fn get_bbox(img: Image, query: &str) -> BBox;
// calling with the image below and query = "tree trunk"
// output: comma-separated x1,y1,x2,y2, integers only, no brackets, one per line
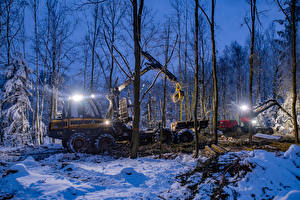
193,0,199,158
34,0,40,145
248,0,256,143
210,0,218,144
131,0,144,159
184,0,190,121
6,2,11,65
291,0,298,144
90,5,99,92
201,37,206,117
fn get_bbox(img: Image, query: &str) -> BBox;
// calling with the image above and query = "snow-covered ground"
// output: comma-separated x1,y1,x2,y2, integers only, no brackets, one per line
0,144,299,200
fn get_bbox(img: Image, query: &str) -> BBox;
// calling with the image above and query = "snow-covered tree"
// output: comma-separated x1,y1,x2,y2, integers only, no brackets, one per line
1,54,33,146
274,91,300,135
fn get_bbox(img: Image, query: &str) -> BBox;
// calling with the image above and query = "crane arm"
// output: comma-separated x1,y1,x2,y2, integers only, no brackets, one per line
116,51,184,102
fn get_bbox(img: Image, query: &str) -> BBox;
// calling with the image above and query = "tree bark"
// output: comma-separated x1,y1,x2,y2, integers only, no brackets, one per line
33,0,40,145
193,0,199,158
90,4,99,92
290,0,298,143
184,0,190,121
210,0,218,144
248,0,256,143
131,0,144,159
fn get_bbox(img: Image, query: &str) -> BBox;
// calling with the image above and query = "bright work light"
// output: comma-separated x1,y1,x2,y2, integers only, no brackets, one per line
104,120,110,125
251,119,257,125
72,94,83,102
91,94,95,98
240,104,249,111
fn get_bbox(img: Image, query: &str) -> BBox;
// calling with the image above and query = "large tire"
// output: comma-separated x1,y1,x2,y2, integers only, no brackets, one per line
157,129,172,144
62,139,68,149
95,134,115,155
67,132,90,153
177,129,194,143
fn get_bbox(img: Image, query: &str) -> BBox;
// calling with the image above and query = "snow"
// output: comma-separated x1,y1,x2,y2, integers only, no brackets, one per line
0,149,197,199
254,133,282,140
227,149,300,199
0,144,299,199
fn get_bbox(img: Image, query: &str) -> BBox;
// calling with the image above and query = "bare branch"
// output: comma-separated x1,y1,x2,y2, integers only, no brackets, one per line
198,4,212,26
95,50,110,87
165,34,178,66
75,0,107,10
103,31,132,80
244,16,251,33
112,44,133,76
275,0,291,23
140,70,163,102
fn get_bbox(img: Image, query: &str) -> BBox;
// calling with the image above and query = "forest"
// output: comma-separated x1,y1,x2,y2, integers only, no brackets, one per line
0,0,299,199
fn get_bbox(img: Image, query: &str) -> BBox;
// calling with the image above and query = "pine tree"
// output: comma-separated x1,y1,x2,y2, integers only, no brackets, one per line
1,54,32,146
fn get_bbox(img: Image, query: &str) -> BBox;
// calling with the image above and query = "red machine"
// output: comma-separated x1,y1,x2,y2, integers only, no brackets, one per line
217,120,238,132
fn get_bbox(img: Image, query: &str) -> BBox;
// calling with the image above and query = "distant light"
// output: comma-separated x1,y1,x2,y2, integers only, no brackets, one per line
72,94,83,102
251,119,257,125
91,94,95,99
240,105,249,111
104,120,110,125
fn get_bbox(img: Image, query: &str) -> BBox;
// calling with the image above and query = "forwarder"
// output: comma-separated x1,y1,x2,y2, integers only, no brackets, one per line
48,51,207,153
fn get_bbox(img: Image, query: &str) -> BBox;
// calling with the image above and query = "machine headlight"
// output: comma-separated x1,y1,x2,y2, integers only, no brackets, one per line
240,104,249,111
104,120,110,125
251,119,257,125
72,94,83,102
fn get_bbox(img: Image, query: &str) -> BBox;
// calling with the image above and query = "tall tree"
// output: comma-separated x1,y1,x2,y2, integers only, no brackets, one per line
131,0,144,159
30,0,41,144
2,0,23,64
290,0,298,143
276,0,298,143
199,0,218,144
247,0,256,143
101,0,127,89
89,3,99,92
193,0,200,157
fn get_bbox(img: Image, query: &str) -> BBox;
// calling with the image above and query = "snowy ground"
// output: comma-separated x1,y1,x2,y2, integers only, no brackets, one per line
0,144,299,200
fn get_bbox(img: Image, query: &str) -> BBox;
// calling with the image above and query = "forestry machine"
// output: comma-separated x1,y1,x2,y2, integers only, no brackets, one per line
232,99,292,134
48,51,189,153
217,99,291,134
238,99,290,134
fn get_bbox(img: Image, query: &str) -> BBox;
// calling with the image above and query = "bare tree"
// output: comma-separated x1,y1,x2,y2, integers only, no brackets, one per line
248,0,256,143
89,3,100,92
193,0,200,157
101,0,127,89
199,0,218,144
2,0,23,64
30,0,41,144
275,0,298,143
131,0,144,159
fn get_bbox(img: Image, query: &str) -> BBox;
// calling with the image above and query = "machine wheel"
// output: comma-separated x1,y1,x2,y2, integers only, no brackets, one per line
177,129,194,143
95,134,115,154
62,139,68,149
158,129,172,144
67,132,90,153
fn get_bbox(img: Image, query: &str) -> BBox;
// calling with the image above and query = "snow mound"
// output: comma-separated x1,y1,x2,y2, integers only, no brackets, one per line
284,144,300,159
254,133,281,140
277,190,300,200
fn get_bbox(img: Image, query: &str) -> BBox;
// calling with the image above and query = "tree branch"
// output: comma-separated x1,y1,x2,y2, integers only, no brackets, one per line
112,44,133,76
140,70,163,102
275,0,291,23
103,31,132,80
198,4,212,26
